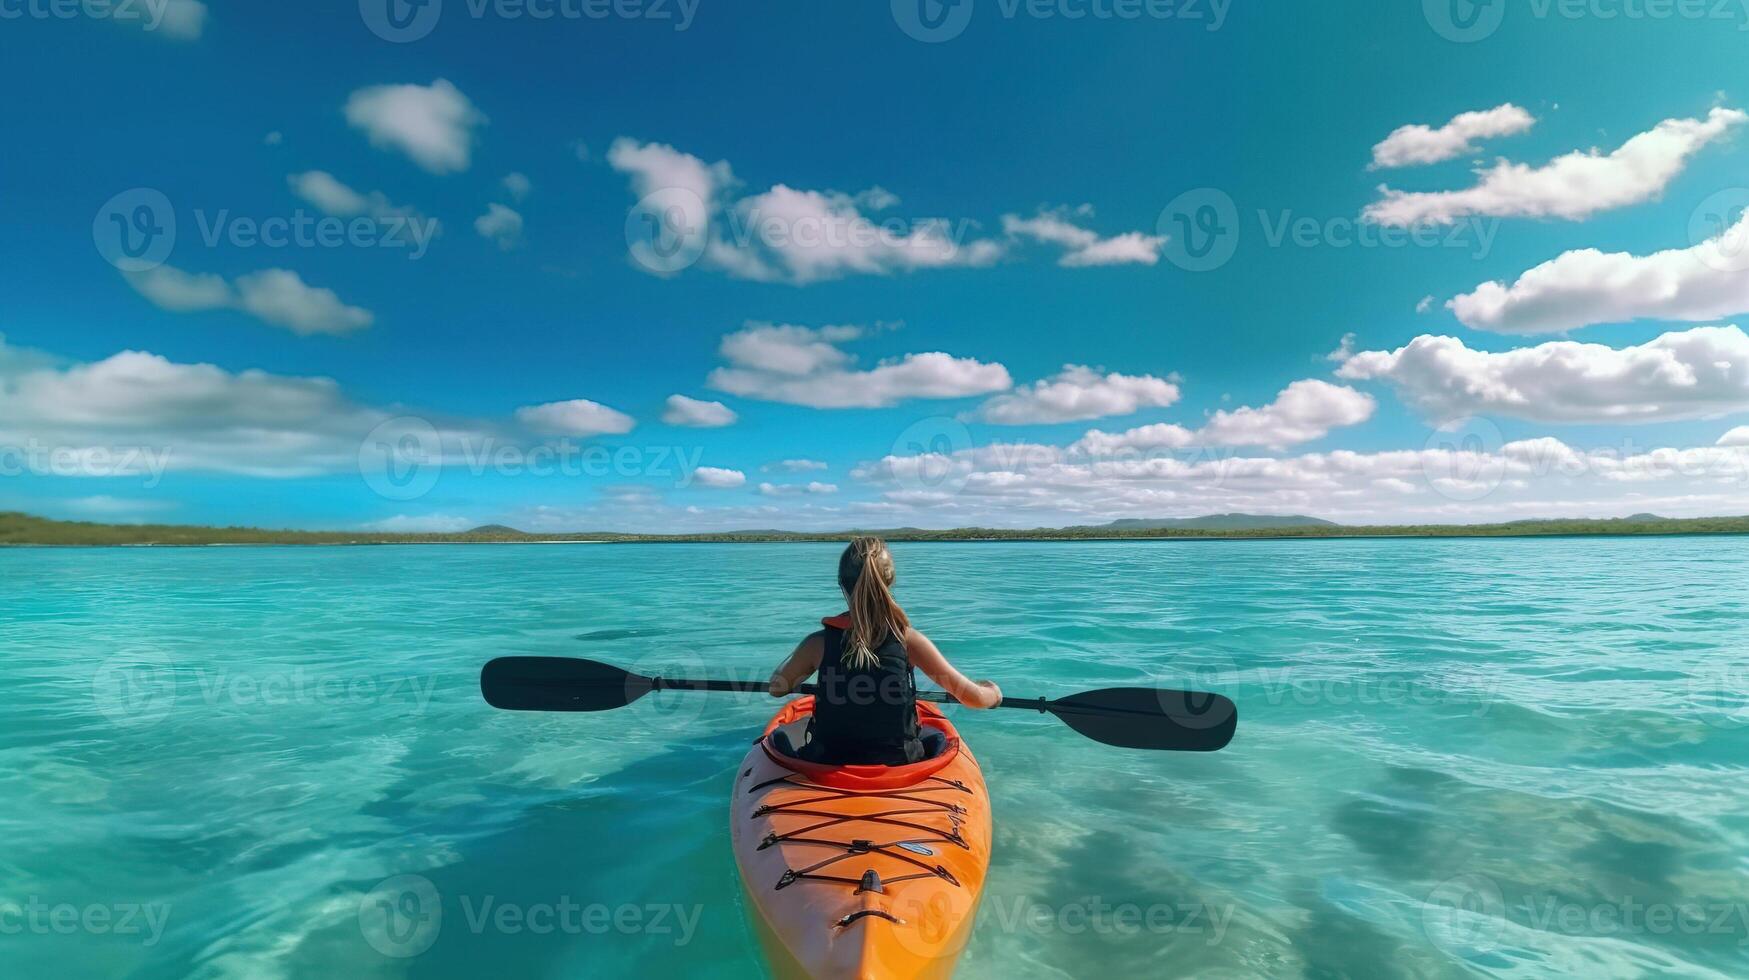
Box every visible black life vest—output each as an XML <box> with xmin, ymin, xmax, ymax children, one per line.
<box><xmin>808</xmin><ymin>613</ymin><xmax>923</xmax><ymax>765</ymax></box>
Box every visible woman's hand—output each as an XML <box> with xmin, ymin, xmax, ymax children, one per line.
<box><xmin>970</xmin><ymin>680</ymin><xmax>1003</xmax><ymax>709</ymax></box>
<box><xmin>768</xmin><ymin>674</ymin><xmax>792</xmax><ymax>698</ymax></box>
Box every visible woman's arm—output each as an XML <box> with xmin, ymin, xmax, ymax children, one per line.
<box><xmin>905</xmin><ymin>629</ymin><xmax>1002</xmax><ymax>709</ymax></box>
<box><xmin>768</xmin><ymin>632</ymin><xmax>825</xmax><ymax>697</ymax></box>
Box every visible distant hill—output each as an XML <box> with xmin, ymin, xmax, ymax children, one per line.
<box><xmin>466</xmin><ymin>524</ymin><xmax>531</xmax><ymax>536</ymax></box>
<box><xmin>1095</xmin><ymin>514</ymin><xmax>1340</xmax><ymax>531</ymax></box>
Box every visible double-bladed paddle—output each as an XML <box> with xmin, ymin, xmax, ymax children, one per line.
<box><xmin>480</xmin><ymin>656</ymin><xmax>1237</xmax><ymax>752</ymax></box>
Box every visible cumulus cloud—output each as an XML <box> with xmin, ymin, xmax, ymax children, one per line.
<box><xmin>850</xmin><ymin>431</ymin><xmax>1749</xmax><ymax>526</ymax></box>
<box><xmin>1198</xmin><ymin>380</ymin><xmax>1378</xmax><ymax>449</ymax></box>
<box><xmin>503</xmin><ymin>172</ymin><xmax>532</xmax><ymax>201</ymax></box>
<box><xmin>1337</xmin><ymin>326</ymin><xmax>1749</xmax><ymax>424</ymax></box>
<box><xmin>344</xmin><ymin>79</ymin><xmax>486</xmax><ymax>174</ymax></box>
<box><xmin>1364</xmin><ymin>107</ymin><xmax>1745</xmax><ymax>226</ymax></box>
<box><xmin>1449</xmin><ymin>208</ymin><xmax>1749</xmax><ymax>333</ymax></box>
<box><xmin>1068</xmin><ymin>380</ymin><xmax>1374</xmax><ymax>453</ymax></box>
<box><xmin>124</xmin><ymin>265</ymin><xmax>374</xmax><ymax>335</ymax></box>
<box><xmin>0</xmin><ymin>336</ymin><xmax>492</xmax><ymax>478</ymax></box>
<box><xmin>514</xmin><ymin>399</ymin><xmax>635</xmax><ymax>437</ymax></box>
<box><xmin>692</xmin><ymin>466</ymin><xmax>746</xmax><ymax>488</ymax></box>
<box><xmin>1001</xmin><ymin>208</ymin><xmax>1166</xmax><ymax>266</ymax></box>
<box><xmin>607</xmin><ymin>138</ymin><xmax>1004</xmax><ymax>283</ymax></box>
<box><xmin>765</xmin><ymin>458</ymin><xmax>828</xmax><ymax>472</ymax></box>
<box><xmin>970</xmin><ymin>365</ymin><xmax>1180</xmax><ymax>424</ymax></box>
<box><xmin>661</xmin><ymin>394</ymin><xmax>738</xmax><ymax>428</ymax></box>
<box><xmin>706</xmin><ymin>322</ymin><xmax>1011</xmax><ymax>409</ymax></box>
<box><xmin>474</xmin><ymin>203</ymin><xmax>524</xmax><ymax>249</ymax></box>
<box><xmin>1370</xmin><ymin>103</ymin><xmax>1536</xmax><ymax>169</ymax></box>
<box><xmin>759</xmin><ymin>481</ymin><xmax>838</xmax><ymax>496</ymax></box>
<box><xmin>1719</xmin><ymin>426</ymin><xmax>1749</xmax><ymax>447</ymax></box>
<box><xmin>288</xmin><ymin>171</ymin><xmax>438</xmax><ymax>235</ymax></box>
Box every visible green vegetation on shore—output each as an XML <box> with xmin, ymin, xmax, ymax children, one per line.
<box><xmin>5</xmin><ymin>511</ymin><xmax>1749</xmax><ymax>547</ymax></box>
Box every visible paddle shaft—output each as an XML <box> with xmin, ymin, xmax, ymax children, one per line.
<box><xmin>648</xmin><ymin>675</ymin><xmax>1068</xmax><ymax>712</ymax></box>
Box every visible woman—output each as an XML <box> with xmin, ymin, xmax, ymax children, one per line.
<box><xmin>767</xmin><ymin>536</ymin><xmax>1002</xmax><ymax>765</ymax></box>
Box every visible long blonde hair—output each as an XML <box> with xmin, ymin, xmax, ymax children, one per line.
<box><xmin>837</xmin><ymin>536</ymin><xmax>910</xmax><ymax>670</ymax></box>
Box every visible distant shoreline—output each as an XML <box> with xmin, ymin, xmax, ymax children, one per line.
<box><xmin>5</xmin><ymin>511</ymin><xmax>1749</xmax><ymax>547</ymax></box>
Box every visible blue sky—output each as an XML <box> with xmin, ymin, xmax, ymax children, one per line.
<box><xmin>4</xmin><ymin>0</ymin><xmax>1749</xmax><ymax>531</ymax></box>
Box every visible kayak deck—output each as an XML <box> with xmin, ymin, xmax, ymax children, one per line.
<box><xmin>731</xmin><ymin>698</ymin><xmax>992</xmax><ymax>979</ymax></box>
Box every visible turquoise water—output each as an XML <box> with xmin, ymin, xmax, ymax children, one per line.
<box><xmin>3</xmin><ymin>540</ymin><xmax>1747</xmax><ymax>978</ymax></box>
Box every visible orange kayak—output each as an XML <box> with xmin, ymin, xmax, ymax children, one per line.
<box><xmin>731</xmin><ymin>696</ymin><xmax>992</xmax><ymax>978</ymax></box>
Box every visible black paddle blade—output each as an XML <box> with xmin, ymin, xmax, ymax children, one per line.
<box><xmin>1043</xmin><ymin>687</ymin><xmax>1237</xmax><ymax>751</ymax></box>
<box><xmin>480</xmin><ymin>656</ymin><xmax>653</xmax><ymax>712</ymax></box>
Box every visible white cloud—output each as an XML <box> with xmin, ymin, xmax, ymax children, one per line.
<box><xmin>661</xmin><ymin>394</ymin><xmax>738</xmax><ymax>428</ymax></box>
<box><xmin>607</xmin><ymin>138</ymin><xmax>1004</xmax><ymax>283</ymax></box>
<box><xmin>264</xmin><ymin>131</ymin><xmax>283</xmax><ymax>146</ymax></box>
<box><xmin>765</xmin><ymin>458</ymin><xmax>828</xmax><ymax>472</ymax></box>
<box><xmin>0</xmin><ymin>336</ymin><xmax>492</xmax><ymax>477</ymax></box>
<box><xmin>1364</xmin><ymin>107</ymin><xmax>1745</xmax><ymax>226</ymax></box>
<box><xmin>1198</xmin><ymin>380</ymin><xmax>1378</xmax><ymax>449</ymax></box>
<box><xmin>1069</xmin><ymin>380</ymin><xmax>1374</xmax><ymax>453</ymax></box>
<box><xmin>692</xmin><ymin>466</ymin><xmax>746</xmax><ymax>488</ymax></box>
<box><xmin>970</xmin><ymin>365</ymin><xmax>1180</xmax><ymax>424</ymax></box>
<box><xmin>1337</xmin><ymin>326</ymin><xmax>1749</xmax><ymax>424</ymax></box>
<box><xmin>474</xmin><ymin>203</ymin><xmax>524</xmax><ymax>249</ymax></box>
<box><xmin>344</xmin><ymin>79</ymin><xmax>486</xmax><ymax>174</ymax></box>
<box><xmin>236</xmin><ymin>270</ymin><xmax>374</xmax><ymax>335</ymax></box>
<box><xmin>514</xmin><ymin>399</ymin><xmax>635</xmax><ymax>437</ymax></box>
<box><xmin>1719</xmin><ymin>426</ymin><xmax>1749</xmax><ymax>447</ymax></box>
<box><xmin>1449</xmin><ymin>208</ymin><xmax>1749</xmax><ymax>334</ymax></box>
<box><xmin>362</xmin><ymin>514</ymin><xmax>477</xmax><ymax>533</ymax></box>
<box><xmin>850</xmin><ymin>432</ymin><xmax>1749</xmax><ymax>526</ymax></box>
<box><xmin>706</xmin><ymin>322</ymin><xmax>1011</xmax><ymax>408</ymax></box>
<box><xmin>288</xmin><ymin>171</ymin><xmax>437</xmax><ymax>231</ymax></box>
<box><xmin>124</xmin><ymin>266</ymin><xmax>374</xmax><ymax>335</ymax></box>
<box><xmin>759</xmin><ymin>481</ymin><xmax>838</xmax><ymax>496</ymax></box>
<box><xmin>503</xmin><ymin>172</ymin><xmax>532</xmax><ymax>201</ymax></box>
<box><xmin>1370</xmin><ymin>103</ymin><xmax>1536</xmax><ymax>169</ymax></box>
<box><xmin>1001</xmin><ymin>208</ymin><xmax>1166</xmax><ymax>267</ymax></box>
